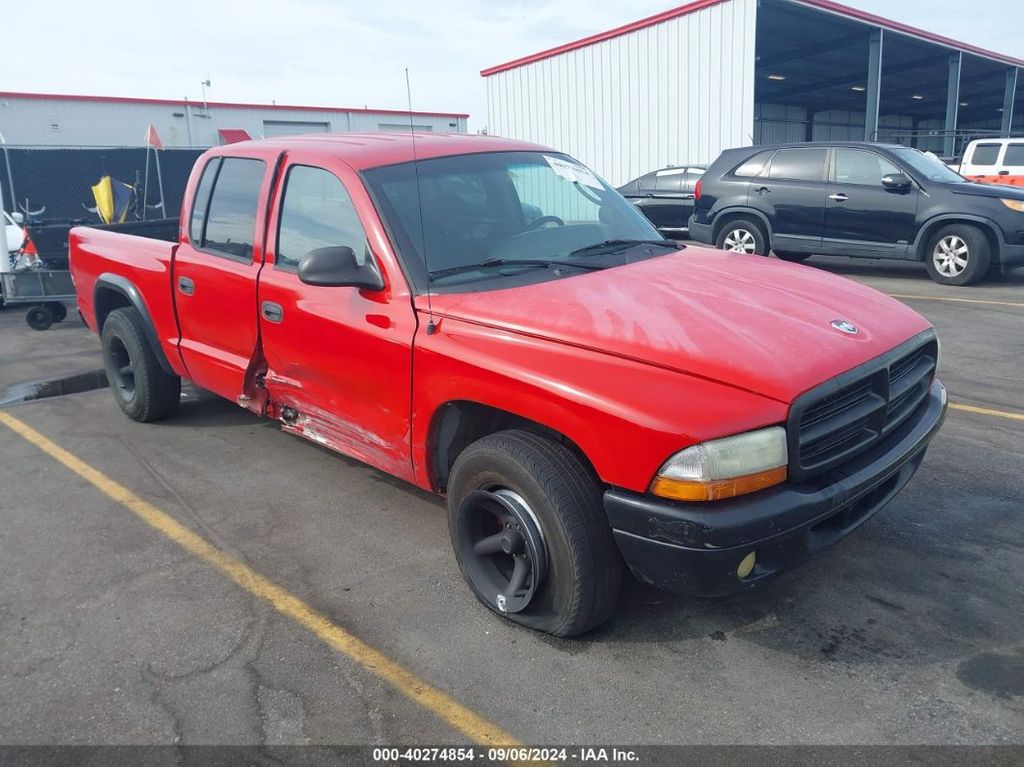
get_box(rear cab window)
[189,156,266,261]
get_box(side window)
[768,148,828,182]
[277,165,368,270]
[637,173,658,194]
[833,149,901,186]
[970,143,1001,166]
[201,157,266,260]
[1002,144,1024,166]
[189,158,221,245]
[733,150,774,178]
[655,169,686,193]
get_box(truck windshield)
[362,151,665,290]
[891,147,965,184]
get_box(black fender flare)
[710,207,773,242]
[93,273,175,375]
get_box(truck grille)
[788,334,937,480]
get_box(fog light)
[737,551,757,579]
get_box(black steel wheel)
[101,307,181,422]
[26,304,54,331]
[447,429,623,637]
[454,488,548,614]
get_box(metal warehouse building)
[482,0,1024,186]
[0,92,468,147]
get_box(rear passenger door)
[256,154,418,481]
[174,152,274,399]
[755,147,829,253]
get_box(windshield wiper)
[568,239,680,258]
[428,258,607,281]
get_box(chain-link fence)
[1,145,206,225]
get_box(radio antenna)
[405,68,436,335]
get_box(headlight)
[1000,198,1024,212]
[650,426,788,502]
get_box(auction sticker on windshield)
[544,155,604,190]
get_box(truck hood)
[424,248,932,403]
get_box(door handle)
[756,186,771,195]
[999,170,1010,176]
[261,301,284,323]
[682,194,695,200]
[829,193,849,202]
[177,276,195,295]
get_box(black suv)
[688,141,1024,285]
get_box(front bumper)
[604,380,947,597]
[997,240,1024,268]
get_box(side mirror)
[11,212,24,225]
[881,173,912,191]
[297,245,384,290]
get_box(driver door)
[256,153,418,481]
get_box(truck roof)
[216,132,551,169]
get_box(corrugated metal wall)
[484,0,757,187]
[0,96,468,147]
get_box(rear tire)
[924,224,991,286]
[447,430,623,637]
[774,251,811,263]
[47,302,68,322]
[716,218,769,256]
[26,305,54,331]
[101,307,181,422]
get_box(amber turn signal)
[651,466,787,502]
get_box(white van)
[957,138,1024,188]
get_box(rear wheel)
[47,302,67,322]
[447,430,623,637]
[101,307,181,422]
[924,224,990,286]
[716,218,768,256]
[26,305,54,331]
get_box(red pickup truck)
[70,134,946,636]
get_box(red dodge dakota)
[69,134,946,636]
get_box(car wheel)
[774,251,810,263]
[26,304,54,331]
[447,429,623,637]
[47,302,68,322]
[716,219,768,256]
[101,307,181,422]
[924,225,991,286]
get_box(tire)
[716,218,769,256]
[924,224,991,286]
[101,307,181,422]
[47,302,68,322]
[26,305,54,331]
[447,429,623,637]
[774,251,810,263]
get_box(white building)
[0,91,469,147]
[482,0,1024,186]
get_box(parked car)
[69,134,946,636]
[617,165,705,236]
[689,141,1024,285]
[954,137,1024,188]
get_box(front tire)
[924,224,991,286]
[447,430,623,637]
[101,307,181,422]
[716,218,769,256]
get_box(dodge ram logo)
[830,319,858,335]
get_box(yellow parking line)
[888,294,1024,308]
[0,409,518,748]
[950,402,1024,422]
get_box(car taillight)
[694,178,703,200]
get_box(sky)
[2,0,1022,131]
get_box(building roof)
[480,0,1024,76]
[209,132,551,170]
[0,91,469,120]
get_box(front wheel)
[716,218,769,256]
[447,430,623,637]
[924,225,991,286]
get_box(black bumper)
[604,380,947,597]
[998,240,1024,268]
[687,218,713,245]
